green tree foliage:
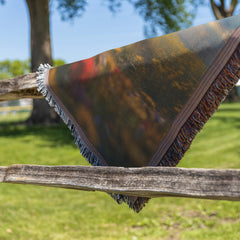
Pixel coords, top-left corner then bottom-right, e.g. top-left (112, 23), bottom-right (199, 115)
top-left (106, 0), bottom-right (205, 36)
top-left (0, 60), bottom-right (29, 79)
top-left (56, 0), bottom-right (87, 20)
top-left (57, 0), bottom-right (205, 36)
top-left (52, 0), bottom-right (206, 36)
top-left (53, 59), bottom-right (66, 67)
top-left (50, 0), bottom-right (205, 35)
top-left (0, 59), bottom-right (65, 80)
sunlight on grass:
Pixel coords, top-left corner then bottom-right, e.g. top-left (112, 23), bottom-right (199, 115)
top-left (0, 103), bottom-right (240, 239)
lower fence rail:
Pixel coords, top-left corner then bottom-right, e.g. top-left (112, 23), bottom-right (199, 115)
top-left (0, 164), bottom-right (240, 200)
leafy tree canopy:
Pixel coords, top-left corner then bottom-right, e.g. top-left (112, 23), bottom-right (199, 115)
top-left (106, 0), bottom-right (205, 35)
top-left (55, 0), bottom-right (205, 36)
top-left (0, 60), bottom-right (29, 79)
top-left (0, 59), bottom-right (65, 80)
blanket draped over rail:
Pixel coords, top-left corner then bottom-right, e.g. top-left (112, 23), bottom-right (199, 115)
top-left (37, 15), bottom-right (240, 212)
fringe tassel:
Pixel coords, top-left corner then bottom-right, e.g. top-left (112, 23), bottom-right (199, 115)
top-left (110, 193), bottom-right (149, 213)
top-left (160, 44), bottom-right (240, 167)
top-left (36, 64), bottom-right (103, 167)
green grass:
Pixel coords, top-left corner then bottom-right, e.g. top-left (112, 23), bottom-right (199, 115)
top-left (0, 103), bottom-right (240, 240)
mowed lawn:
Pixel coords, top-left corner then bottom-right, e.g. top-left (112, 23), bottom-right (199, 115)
top-left (0, 102), bottom-right (240, 240)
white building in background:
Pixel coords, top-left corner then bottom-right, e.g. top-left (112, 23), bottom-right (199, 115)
top-left (236, 79), bottom-right (240, 87)
top-left (0, 99), bottom-right (33, 115)
top-left (19, 99), bottom-right (33, 107)
top-left (0, 99), bottom-right (32, 107)
top-left (236, 80), bottom-right (240, 97)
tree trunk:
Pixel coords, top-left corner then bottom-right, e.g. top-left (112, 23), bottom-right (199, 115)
top-left (25, 0), bottom-right (60, 124)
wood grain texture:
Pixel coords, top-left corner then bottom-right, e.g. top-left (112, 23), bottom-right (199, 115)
top-left (1, 164), bottom-right (240, 200)
top-left (0, 73), bottom-right (43, 101)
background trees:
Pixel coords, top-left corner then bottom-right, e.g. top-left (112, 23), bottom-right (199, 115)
top-left (0, 59), bottom-right (65, 80)
top-left (0, 60), bottom-right (29, 80)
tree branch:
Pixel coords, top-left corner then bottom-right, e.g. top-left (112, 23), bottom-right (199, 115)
top-left (229, 0), bottom-right (238, 14)
top-left (220, 0), bottom-right (225, 9)
top-left (210, 0), bottom-right (237, 19)
top-left (210, 0), bottom-right (223, 19)
top-left (1, 164), bottom-right (240, 200)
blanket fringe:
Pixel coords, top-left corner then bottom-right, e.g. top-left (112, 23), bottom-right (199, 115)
top-left (110, 193), bottom-right (149, 213)
top-left (36, 64), bottom-right (103, 167)
top-left (160, 44), bottom-right (240, 167)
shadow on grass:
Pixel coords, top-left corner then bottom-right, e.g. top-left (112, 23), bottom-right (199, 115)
top-left (1, 102), bottom-right (239, 149)
top-left (0, 121), bottom-right (75, 147)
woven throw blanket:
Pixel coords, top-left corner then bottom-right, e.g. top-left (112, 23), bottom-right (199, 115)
top-left (37, 15), bottom-right (240, 212)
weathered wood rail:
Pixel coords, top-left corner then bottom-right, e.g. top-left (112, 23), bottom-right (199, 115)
top-left (0, 73), bottom-right (42, 101)
top-left (0, 73), bottom-right (240, 201)
top-left (1, 164), bottom-right (240, 200)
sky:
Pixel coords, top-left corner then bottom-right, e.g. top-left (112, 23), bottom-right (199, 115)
top-left (0, 1), bottom-right (216, 64)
